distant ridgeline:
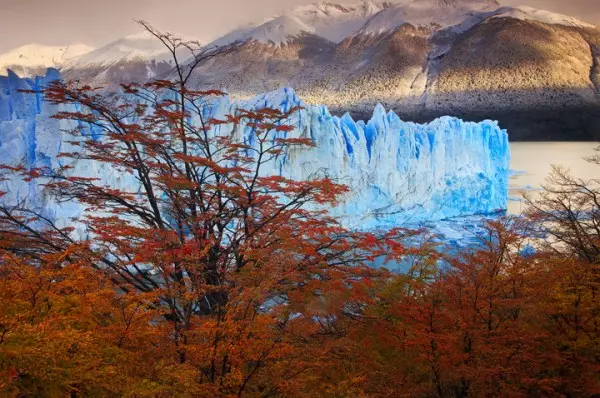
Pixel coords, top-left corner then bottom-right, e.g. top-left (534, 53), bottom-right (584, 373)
top-left (0, 69), bottom-right (510, 230)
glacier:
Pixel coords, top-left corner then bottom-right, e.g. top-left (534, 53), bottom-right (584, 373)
top-left (0, 69), bottom-right (511, 231)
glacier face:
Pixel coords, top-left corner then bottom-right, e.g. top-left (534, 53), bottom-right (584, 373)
top-left (210, 88), bottom-right (510, 228)
top-left (0, 69), bottom-right (511, 230)
top-left (0, 69), bottom-right (63, 213)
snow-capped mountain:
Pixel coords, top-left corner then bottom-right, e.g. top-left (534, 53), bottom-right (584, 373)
top-left (61, 30), bottom-right (202, 84)
top-left (489, 5), bottom-right (595, 29)
top-left (357, 0), bottom-right (498, 35)
top-left (211, 0), bottom-right (595, 47)
top-left (0, 44), bottom-right (94, 77)
top-left (214, 0), bottom-right (392, 45)
top-left (3, 0), bottom-right (599, 140)
top-left (186, 0), bottom-right (600, 140)
top-left (64, 31), bottom-right (199, 69)
top-left (0, 29), bottom-right (202, 84)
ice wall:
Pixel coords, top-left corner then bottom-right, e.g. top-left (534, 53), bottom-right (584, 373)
top-left (0, 69), bottom-right (65, 214)
top-left (0, 70), bottom-right (511, 230)
top-left (208, 88), bottom-right (510, 228)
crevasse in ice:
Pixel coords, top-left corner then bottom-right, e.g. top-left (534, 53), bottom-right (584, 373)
top-left (0, 69), bottom-right (510, 230)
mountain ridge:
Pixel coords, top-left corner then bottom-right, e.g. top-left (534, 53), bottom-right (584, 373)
top-left (0, 43), bottom-right (94, 77)
top-left (2, 0), bottom-right (599, 140)
top-left (184, 1), bottom-right (600, 140)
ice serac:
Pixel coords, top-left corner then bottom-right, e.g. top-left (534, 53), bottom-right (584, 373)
top-left (0, 70), bottom-right (511, 230)
top-left (0, 68), bottom-right (66, 213)
top-left (218, 88), bottom-right (510, 228)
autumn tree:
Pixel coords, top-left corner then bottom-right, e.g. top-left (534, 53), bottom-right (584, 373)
top-left (6, 18), bottom-right (599, 398)
top-left (525, 150), bottom-right (600, 263)
top-left (308, 219), bottom-right (594, 397)
top-left (0, 22), bottom-right (407, 396)
top-left (316, 149), bottom-right (600, 397)
top-left (525, 148), bottom-right (600, 395)
top-left (0, 248), bottom-right (174, 396)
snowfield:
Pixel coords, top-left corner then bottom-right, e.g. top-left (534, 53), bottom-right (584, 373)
top-left (0, 44), bottom-right (94, 76)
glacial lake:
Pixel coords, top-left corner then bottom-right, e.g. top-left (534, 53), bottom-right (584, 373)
top-left (509, 142), bottom-right (599, 214)
top-left (361, 142), bottom-right (599, 271)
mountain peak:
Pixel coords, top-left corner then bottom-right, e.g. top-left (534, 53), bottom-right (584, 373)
top-left (123, 31), bottom-right (156, 41)
top-left (64, 30), bottom-right (203, 70)
top-left (491, 5), bottom-right (595, 29)
top-left (353, 0), bottom-right (594, 37)
top-left (211, 0), bottom-right (392, 46)
top-left (432, 0), bottom-right (498, 6)
top-left (357, 0), bottom-right (498, 36)
top-left (0, 43), bottom-right (94, 76)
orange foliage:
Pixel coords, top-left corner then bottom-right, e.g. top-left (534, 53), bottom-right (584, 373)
top-left (306, 220), bottom-right (600, 397)
top-left (1, 23), bottom-right (599, 398)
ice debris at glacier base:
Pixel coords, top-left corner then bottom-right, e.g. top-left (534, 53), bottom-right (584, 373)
top-left (0, 69), bottom-right (511, 230)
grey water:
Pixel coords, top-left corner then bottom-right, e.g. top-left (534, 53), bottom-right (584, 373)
top-left (374, 142), bottom-right (599, 272)
top-left (509, 142), bottom-right (599, 214)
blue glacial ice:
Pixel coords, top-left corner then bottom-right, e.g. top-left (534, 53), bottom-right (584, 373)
top-left (0, 69), bottom-right (511, 231)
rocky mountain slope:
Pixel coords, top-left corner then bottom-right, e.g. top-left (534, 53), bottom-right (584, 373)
top-left (3, 0), bottom-right (599, 140)
top-left (61, 31), bottom-right (203, 85)
top-left (212, 0), bottom-right (393, 45)
top-left (186, 0), bottom-right (600, 140)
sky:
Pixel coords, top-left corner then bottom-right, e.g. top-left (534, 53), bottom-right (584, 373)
top-left (0, 0), bottom-right (599, 53)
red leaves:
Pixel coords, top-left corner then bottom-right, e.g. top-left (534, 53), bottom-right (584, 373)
top-left (184, 89), bottom-right (226, 97)
top-left (0, 165), bottom-right (52, 183)
top-left (172, 154), bottom-right (250, 176)
top-left (2, 62), bottom-right (599, 398)
top-left (143, 79), bottom-right (176, 90)
top-left (159, 175), bottom-right (199, 190)
top-left (207, 117), bottom-right (229, 126)
top-left (324, 220), bottom-right (600, 397)
top-left (0, 38), bottom-right (452, 396)
top-left (363, 233), bottom-right (378, 247)
top-left (0, 165), bottom-right (26, 173)
top-left (274, 137), bottom-right (314, 147)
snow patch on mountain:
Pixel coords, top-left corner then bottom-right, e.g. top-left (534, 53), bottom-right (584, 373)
top-left (65, 31), bottom-right (202, 69)
top-left (358, 0), bottom-right (499, 35)
top-left (244, 15), bottom-right (315, 44)
top-left (65, 31), bottom-right (170, 68)
top-left (211, 0), bottom-right (392, 45)
top-left (490, 6), bottom-right (595, 29)
top-left (0, 44), bottom-right (94, 76)
top-left (290, 0), bottom-right (393, 42)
